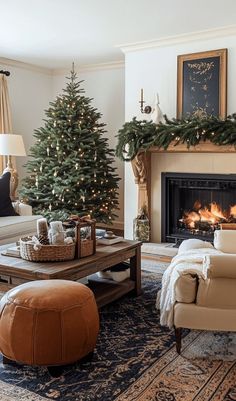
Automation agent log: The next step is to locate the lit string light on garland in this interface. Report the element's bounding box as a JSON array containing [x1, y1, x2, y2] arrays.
[[116, 114, 236, 161]]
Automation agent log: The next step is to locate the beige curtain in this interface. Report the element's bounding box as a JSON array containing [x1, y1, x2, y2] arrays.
[[0, 74, 13, 173]]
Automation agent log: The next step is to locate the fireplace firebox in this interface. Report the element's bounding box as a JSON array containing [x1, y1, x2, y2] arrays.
[[161, 172, 236, 243]]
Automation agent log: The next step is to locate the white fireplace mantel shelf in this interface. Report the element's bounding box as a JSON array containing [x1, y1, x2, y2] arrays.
[[131, 141, 236, 216]]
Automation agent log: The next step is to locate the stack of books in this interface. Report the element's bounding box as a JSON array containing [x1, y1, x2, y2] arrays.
[[96, 230, 124, 245], [97, 236, 124, 245], [1, 246, 20, 258]]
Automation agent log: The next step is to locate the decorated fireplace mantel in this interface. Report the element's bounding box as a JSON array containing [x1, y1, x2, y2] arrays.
[[116, 113, 236, 225], [131, 141, 236, 217]]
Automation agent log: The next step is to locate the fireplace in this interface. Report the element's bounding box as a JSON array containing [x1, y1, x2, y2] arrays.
[[161, 172, 236, 243]]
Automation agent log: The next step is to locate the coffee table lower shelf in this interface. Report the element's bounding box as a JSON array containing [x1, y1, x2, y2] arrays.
[[0, 276, 136, 308], [87, 274, 135, 308]]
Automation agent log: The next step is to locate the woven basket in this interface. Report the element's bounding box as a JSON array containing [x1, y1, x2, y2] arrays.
[[20, 237, 76, 262], [80, 239, 95, 258]]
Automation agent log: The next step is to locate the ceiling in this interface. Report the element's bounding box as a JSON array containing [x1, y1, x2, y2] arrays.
[[1, 0, 236, 69]]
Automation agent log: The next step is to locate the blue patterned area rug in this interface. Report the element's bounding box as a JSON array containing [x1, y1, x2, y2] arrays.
[[0, 269, 236, 401]]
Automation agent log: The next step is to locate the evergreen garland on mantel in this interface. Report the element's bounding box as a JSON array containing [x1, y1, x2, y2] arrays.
[[115, 114, 236, 161]]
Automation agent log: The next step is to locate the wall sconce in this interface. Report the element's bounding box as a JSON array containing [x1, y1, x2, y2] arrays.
[[139, 88, 152, 114]]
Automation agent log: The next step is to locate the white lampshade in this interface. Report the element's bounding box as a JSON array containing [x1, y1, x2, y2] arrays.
[[0, 134, 26, 156]]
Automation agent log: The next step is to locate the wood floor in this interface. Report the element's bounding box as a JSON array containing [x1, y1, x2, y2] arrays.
[[141, 252, 172, 264]]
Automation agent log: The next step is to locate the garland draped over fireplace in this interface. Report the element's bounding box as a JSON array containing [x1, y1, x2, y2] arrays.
[[116, 114, 236, 161], [116, 113, 236, 227]]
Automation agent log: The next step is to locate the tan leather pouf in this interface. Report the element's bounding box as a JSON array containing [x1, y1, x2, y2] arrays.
[[0, 280, 99, 371]]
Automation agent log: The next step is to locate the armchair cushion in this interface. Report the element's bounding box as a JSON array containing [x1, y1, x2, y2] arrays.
[[196, 277, 236, 308], [214, 229, 236, 254], [204, 254, 236, 279], [0, 172, 18, 217]]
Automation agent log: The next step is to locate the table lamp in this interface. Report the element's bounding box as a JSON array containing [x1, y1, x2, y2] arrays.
[[0, 134, 26, 200]]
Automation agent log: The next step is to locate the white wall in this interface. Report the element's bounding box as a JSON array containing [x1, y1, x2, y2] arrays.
[[0, 61, 52, 181], [124, 32, 236, 241], [52, 66, 125, 228]]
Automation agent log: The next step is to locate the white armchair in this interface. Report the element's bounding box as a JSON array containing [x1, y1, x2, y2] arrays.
[[173, 231, 236, 353]]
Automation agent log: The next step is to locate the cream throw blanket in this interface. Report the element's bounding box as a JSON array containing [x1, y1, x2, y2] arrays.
[[156, 248, 223, 328]]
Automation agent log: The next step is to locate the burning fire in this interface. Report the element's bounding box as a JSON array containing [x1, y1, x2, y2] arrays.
[[230, 205, 236, 217], [180, 201, 236, 229]]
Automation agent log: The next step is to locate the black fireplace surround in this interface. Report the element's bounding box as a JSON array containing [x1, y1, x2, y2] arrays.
[[161, 172, 236, 243]]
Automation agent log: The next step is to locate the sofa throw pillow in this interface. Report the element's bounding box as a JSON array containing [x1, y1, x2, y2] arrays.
[[0, 172, 18, 217]]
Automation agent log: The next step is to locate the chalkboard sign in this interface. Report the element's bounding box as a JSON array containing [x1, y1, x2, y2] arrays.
[[177, 49, 227, 119]]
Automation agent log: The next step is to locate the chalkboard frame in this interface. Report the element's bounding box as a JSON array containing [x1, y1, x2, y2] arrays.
[[177, 49, 227, 119]]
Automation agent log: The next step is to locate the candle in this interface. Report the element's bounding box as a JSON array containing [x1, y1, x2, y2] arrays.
[[37, 218, 50, 245], [141, 88, 143, 102]]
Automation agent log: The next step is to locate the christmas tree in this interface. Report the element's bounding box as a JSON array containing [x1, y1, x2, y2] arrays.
[[21, 68, 120, 223]]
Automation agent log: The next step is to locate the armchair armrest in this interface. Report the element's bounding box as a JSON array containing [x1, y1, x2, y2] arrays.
[[12, 201, 32, 216], [204, 254, 236, 279]]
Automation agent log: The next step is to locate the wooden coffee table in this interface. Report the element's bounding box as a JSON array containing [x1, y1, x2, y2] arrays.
[[0, 240, 142, 307]]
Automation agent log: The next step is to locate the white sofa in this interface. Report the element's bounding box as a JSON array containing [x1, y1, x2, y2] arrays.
[[0, 202, 42, 245]]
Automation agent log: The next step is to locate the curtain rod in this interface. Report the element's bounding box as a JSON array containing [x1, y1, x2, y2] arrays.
[[0, 70, 10, 76]]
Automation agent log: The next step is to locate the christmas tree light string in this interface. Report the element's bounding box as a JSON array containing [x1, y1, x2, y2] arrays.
[[21, 69, 120, 223]]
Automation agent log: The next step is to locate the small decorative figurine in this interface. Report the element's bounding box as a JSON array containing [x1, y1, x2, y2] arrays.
[[151, 93, 164, 124]]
